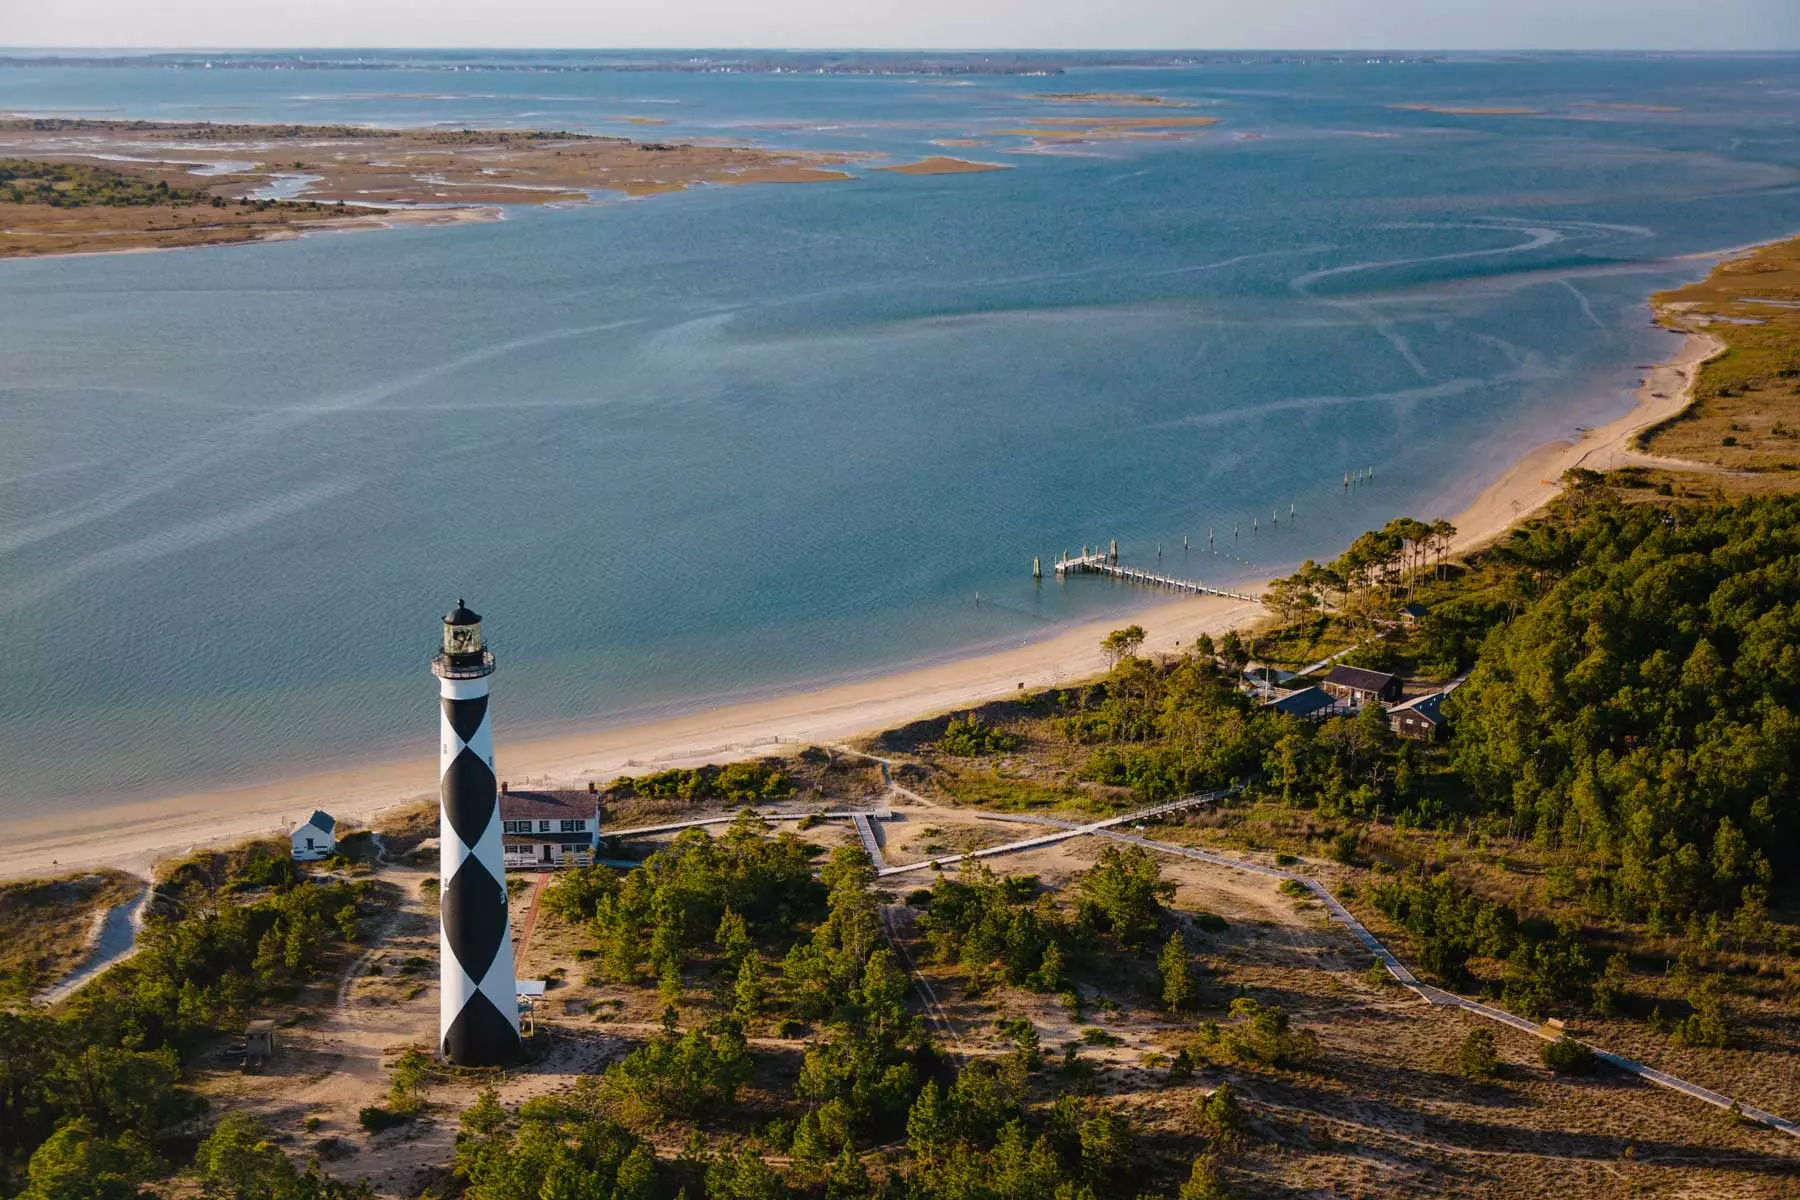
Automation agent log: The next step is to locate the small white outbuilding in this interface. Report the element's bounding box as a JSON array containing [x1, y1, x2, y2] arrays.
[[291, 810, 337, 861]]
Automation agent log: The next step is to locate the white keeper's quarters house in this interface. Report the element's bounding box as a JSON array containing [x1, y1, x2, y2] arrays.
[[291, 810, 337, 861], [499, 784, 601, 870]]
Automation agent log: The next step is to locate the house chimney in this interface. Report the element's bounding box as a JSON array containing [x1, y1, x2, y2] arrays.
[[500, 780, 508, 794], [588, 780, 596, 793]]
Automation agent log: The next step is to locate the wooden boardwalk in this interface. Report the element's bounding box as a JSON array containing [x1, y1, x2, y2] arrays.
[[1052, 551, 1257, 602]]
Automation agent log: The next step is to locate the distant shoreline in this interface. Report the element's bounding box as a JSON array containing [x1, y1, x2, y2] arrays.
[[0, 238, 1750, 881]]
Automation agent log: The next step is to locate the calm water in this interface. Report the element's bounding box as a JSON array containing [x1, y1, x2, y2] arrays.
[[3, 54, 1799, 813]]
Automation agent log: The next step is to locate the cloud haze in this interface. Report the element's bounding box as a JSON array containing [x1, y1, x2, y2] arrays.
[[7, 0, 1798, 51]]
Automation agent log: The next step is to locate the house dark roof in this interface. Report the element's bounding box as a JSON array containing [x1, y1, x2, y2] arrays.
[[499, 789, 599, 822], [303, 810, 335, 834], [1390, 692, 1446, 725], [1398, 602, 1427, 619], [1324, 665, 1400, 692], [1263, 686, 1335, 718]]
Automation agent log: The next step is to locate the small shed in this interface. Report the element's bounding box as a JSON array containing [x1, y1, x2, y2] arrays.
[[245, 1019, 277, 1064], [1397, 602, 1427, 626], [1322, 665, 1405, 706], [291, 810, 337, 861], [516, 980, 547, 1036]]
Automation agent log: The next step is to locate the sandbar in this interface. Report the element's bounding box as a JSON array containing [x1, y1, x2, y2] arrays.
[[876, 156, 1010, 175], [1388, 104, 1541, 116], [1030, 92, 1193, 107]]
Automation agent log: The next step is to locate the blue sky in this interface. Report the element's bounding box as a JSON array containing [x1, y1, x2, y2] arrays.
[[8, 0, 1798, 50]]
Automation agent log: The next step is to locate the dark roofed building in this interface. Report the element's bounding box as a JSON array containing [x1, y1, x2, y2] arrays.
[[1398, 602, 1427, 625], [499, 785, 601, 870], [1322, 665, 1404, 706], [1389, 692, 1446, 741], [1262, 686, 1337, 720]]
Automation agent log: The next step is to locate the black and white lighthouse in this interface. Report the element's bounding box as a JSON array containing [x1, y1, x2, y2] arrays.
[[431, 600, 522, 1066]]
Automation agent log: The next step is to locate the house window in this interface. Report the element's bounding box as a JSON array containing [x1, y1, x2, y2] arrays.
[[560, 819, 585, 833], [502, 820, 530, 834], [305, 837, 315, 849], [538, 820, 551, 833]]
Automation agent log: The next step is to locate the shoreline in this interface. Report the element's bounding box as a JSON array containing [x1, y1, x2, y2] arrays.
[[0, 250, 1746, 883]]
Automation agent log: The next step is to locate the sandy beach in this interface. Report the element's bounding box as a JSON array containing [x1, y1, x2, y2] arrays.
[[0, 306, 1730, 882]]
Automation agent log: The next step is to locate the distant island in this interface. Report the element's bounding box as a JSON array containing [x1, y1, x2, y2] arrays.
[[0, 49, 1449, 76], [0, 117, 859, 258]]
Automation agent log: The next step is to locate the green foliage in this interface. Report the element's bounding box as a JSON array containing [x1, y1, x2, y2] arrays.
[[914, 866, 1076, 991], [196, 1112, 372, 1200], [1194, 998, 1318, 1069], [388, 1048, 431, 1114], [905, 1066, 1143, 1200], [603, 1020, 752, 1123], [16, 1121, 159, 1200], [1055, 655, 1267, 801], [1101, 625, 1148, 667], [1075, 846, 1174, 950], [543, 866, 620, 923], [609, 761, 793, 805], [456, 1086, 660, 1200], [0, 159, 211, 207], [589, 813, 822, 988], [1449, 492, 1800, 922], [1176, 1155, 1231, 1200], [1371, 873, 1592, 1017], [0, 869, 362, 1185], [1539, 1036, 1597, 1076], [1158, 933, 1196, 1012], [356, 1106, 409, 1133], [706, 1148, 786, 1200], [1192, 1083, 1244, 1156], [1456, 1028, 1500, 1080], [939, 715, 1020, 757], [1669, 977, 1735, 1049]]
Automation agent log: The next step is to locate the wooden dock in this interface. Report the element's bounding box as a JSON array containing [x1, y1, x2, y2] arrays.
[[1051, 550, 1257, 603]]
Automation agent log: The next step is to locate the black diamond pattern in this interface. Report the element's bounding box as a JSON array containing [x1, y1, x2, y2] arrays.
[[441, 746, 497, 848], [442, 694, 489, 747], [441, 988, 519, 1066], [441, 855, 508, 983]]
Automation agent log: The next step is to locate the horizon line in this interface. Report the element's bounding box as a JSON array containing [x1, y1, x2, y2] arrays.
[[6, 45, 1800, 55]]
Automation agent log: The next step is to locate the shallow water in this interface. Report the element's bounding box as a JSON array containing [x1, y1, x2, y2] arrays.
[[2, 54, 1799, 813]]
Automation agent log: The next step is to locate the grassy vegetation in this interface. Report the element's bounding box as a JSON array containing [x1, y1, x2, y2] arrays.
[[0, 870, 141, 1000], [0, 158, 342, 215], [1640, 234, 1800, 481], [0, 158, 217, 206]]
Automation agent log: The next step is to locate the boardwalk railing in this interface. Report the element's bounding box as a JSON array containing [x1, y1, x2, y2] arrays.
[[1053, 551, 1257, 602]]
